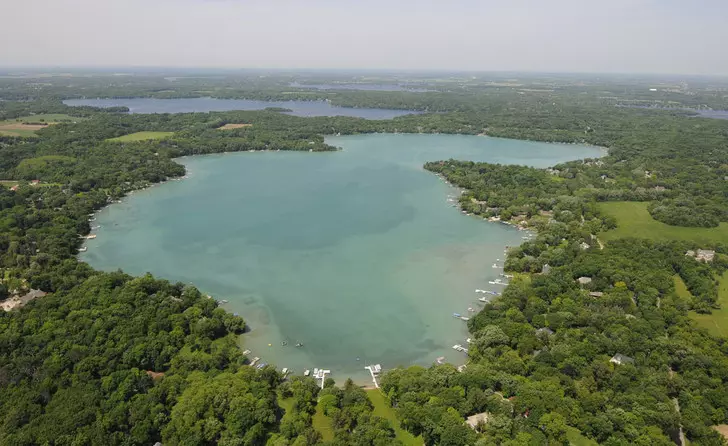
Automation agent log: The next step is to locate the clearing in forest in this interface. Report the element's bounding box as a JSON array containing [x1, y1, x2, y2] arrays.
[[107, 131, 174, 142], [598, 201, 728, 245], [688, 271, 728, 338], [218, 123, 253, 130], [0, 114, 84, 137], [366, 389, 422, 446]]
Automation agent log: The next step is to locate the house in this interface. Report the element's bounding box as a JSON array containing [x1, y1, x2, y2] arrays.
[[686, 249, 716, 262], [541, 264, 551, 275], [589, 291, 604, 298], [696, 249, 715, 262], [610, 354, 635, 366], [10, 185, 18, 191], [654, 186, 666, 192], [580, 242, 590, 250], [536, 327, 554, 336], [577, 277, 592, 285], [465, 412, 490, 430]]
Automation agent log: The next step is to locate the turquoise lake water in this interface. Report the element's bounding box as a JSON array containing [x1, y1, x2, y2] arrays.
[[81, 134, 603, 383], [63, 97, 418, 119]]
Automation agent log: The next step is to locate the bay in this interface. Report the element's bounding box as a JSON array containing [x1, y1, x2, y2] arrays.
[[81, 134, 603, 383]]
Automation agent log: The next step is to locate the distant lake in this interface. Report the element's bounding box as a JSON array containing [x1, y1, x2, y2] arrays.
[[289, 82, 432, 92], [64, 97, 418, 119], [617, 104, 728, 120], [81, 134, 603, 383]]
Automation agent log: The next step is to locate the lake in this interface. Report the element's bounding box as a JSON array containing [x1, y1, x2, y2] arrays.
[[80, 134, 603, 384], [63, 97, 418, 119]]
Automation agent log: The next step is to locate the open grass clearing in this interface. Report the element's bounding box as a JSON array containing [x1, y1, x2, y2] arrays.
[[313, 403, 335, 442], [0, 114, 85, 137], [4, 114, 84, 123], [566, 426, 598, 446], [107, 131, 174, 142], [689, 271, 728, 338], [366, 389, 422, 446], [598, 201, 728, 245], [218, 123, 253, 130]]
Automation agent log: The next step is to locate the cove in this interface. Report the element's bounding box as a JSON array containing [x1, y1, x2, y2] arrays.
[[80, 134, 603, 383], [63, 97, 417, 119]]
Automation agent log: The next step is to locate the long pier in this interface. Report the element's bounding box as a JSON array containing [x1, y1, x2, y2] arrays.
[[365, 364, 382, 388]]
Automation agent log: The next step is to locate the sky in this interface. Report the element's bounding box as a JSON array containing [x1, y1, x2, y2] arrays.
[[2, 0, 727, 75]]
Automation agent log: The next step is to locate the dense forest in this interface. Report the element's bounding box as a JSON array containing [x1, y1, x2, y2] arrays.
[[1, 74, 728, 444]]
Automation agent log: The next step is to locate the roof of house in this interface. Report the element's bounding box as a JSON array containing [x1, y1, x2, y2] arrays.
[[577, 277, 592, 284], [610, 353, 635, 364], [589, 291, 604, 297], [465, 412, 490, 429], [536, 327, 554, 335]]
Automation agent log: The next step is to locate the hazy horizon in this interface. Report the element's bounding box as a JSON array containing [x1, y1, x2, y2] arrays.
[[2, 0, 727, 76]]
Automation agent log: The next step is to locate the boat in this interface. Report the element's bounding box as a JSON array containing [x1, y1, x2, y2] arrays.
[[304, 369, 310, 376], [436, 356, 445, 364], [313, 368, 319, 375], [486, 291, 500, 296], [492, 263, 502, 269], [489, 280, 507, 286], [475, 289, 486, 293], [220, 299, 228, 303], [78, 247, 87, 252], [282, 368, 288, 374], [453, 312, 461, 318], [459, 316, 470, 321], [478, 297, 487, 302], [243, 349, 251, 355]]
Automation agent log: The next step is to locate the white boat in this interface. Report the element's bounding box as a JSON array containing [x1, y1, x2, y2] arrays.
[[78, 247, 87, 252], [478, 297, 487, 302], [475, 289, 486, 293], [304, 369, 310, 376]]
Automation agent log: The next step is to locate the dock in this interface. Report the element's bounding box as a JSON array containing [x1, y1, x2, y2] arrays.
[[313, 368, 330, 389], [365, 364, 382, 388], [452, 344, 469, 354]]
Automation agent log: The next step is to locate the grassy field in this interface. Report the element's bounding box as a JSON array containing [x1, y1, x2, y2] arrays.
[[690, 271, 728, 338], [0, 114, 85, 137], [566, 426, 598, 446], [107, 131, 174, 142], [366, 389, 422, 446], [598, 202, 728, 244], [5, 114, 83, 123], [312, 404, 335, 442]]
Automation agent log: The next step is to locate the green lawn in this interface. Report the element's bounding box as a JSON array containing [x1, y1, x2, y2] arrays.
[[313, 403, 335, 442], [566, 426, 598, 446], [366, 389, 422, 446], [107, 131, 174, 142], [6, 114, 84, 123], [690, 271, 728, 338], [0, 128, 40, 137], [598, 202, 728, 244], [278, 395, 335, 442]]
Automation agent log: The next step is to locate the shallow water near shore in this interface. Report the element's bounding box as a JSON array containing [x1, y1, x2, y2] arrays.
[[81, 134, 602, 384]]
